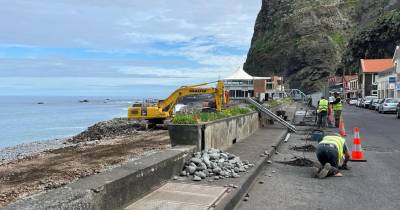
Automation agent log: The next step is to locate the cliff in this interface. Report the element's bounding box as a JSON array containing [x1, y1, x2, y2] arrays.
[[244, 0, 399, 93]]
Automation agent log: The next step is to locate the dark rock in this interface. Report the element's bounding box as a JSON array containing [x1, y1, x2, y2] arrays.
[[69, 118, 141, 143]]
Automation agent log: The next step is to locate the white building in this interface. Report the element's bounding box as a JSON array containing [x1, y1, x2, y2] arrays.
[[377, 46, 400, 99], [394, 46, 400, 99], [224, 66, 281, 100], [224, 66, 255, 99]]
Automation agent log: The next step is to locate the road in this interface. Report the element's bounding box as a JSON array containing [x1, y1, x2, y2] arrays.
[[235, 105, 400, 210]]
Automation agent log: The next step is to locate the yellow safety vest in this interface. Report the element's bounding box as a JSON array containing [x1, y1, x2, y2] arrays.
[[332, 98, 343, 111], [318, 99, 329, 112], [319, 136, 345, 165]]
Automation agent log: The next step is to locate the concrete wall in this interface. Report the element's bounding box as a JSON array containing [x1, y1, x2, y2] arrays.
[[168, 112, 260, 151], [3, 146, 195, 210], [168, 124, 202, 149], [203, 112, 259, 150]]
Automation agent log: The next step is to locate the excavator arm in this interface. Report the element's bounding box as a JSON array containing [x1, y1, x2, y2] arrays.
[[127, 80, 227, 122], [158, 80, 225, 115]]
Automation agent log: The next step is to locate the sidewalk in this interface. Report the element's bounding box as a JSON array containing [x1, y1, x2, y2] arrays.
[[124, 103, 298, 210]]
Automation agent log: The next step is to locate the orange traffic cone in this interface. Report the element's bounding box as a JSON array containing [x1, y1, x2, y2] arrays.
[[350, 127, 367, 162], [339, 116, 347, 137]]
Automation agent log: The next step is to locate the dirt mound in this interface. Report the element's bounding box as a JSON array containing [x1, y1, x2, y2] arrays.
[[69, 118, 142, 143], [276, 158, 315, 167], [290, 145, 316, 152]]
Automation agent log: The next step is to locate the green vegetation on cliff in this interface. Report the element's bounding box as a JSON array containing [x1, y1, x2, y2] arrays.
[[343, 8, 400, 74]]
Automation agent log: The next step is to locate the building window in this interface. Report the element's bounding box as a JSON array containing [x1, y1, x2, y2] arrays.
[[372, 74, 377, 84], [248, 90, 254, 97], [229, 90, 235, 97], [236, 90, 244, 98]]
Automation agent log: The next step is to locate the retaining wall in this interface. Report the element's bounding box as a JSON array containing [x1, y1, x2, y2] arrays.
[[3, 146, 195, 210], [168, 112, 261, 151]]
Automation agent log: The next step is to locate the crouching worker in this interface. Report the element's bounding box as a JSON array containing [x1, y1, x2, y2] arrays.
[[314, 135, 350, 178]]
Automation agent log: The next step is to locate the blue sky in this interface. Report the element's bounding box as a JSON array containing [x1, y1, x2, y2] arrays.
[[0, 0, 261, 97]]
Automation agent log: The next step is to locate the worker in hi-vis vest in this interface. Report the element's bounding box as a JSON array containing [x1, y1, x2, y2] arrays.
[[314, 135, 350, 178], [327, 93, 335, 127], [331, 92, 343, 128], [317, 96, 329, 129]]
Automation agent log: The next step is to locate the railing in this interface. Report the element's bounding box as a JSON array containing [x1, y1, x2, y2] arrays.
[[246, 98, 296, 133], [286, 89, 307, 101]]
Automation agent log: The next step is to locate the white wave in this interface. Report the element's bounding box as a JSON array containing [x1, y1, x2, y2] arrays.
[[44, 126, 86, 130]]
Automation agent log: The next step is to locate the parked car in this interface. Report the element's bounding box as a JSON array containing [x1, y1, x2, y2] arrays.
[[349, 98, 358, 105], [356, 98, 364, 107], [370, 98, 380, 110], [364, 96, 378, 108], [375, 99, 385, 111], [378, 98, 399, 114], [397, 102, 400, 119]]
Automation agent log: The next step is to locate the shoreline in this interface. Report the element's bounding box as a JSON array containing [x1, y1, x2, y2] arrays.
[[0, 117, 140, 164]]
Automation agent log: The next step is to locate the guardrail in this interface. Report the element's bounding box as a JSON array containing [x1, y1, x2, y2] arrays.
[[246, 98, 296, 133]]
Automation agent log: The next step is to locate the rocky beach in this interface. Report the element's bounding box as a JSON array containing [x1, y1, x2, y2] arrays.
[[0, 118, 171, 207]]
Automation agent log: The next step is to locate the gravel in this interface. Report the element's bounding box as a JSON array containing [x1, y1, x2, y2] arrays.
[[69, 118, 141, 143], [181, 148, 254, 182], [0, 139, 70, 163]]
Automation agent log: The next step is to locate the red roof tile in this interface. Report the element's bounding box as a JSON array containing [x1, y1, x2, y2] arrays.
[[360, 59, 394, 73]]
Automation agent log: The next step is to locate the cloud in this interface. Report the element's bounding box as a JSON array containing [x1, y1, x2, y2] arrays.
[[0, 0, 261, 96]]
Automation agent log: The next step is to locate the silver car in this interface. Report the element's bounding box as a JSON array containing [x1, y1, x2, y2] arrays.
[[375, 99, 384, 111], [378, 98, 399, 114]]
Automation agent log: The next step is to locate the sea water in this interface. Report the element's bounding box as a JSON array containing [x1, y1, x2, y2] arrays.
[[0, 96, 135, 148]]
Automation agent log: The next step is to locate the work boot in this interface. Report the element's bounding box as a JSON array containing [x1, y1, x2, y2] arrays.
[[318, 163, 331, 179], [339, 164, 350, 170]]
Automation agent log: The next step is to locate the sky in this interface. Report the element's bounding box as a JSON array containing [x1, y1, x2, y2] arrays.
[[0, 0, 261, 97]]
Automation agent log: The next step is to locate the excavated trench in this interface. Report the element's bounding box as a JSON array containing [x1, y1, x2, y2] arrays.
[[290, 144, 316, 152], [276, 158, 315, 167]]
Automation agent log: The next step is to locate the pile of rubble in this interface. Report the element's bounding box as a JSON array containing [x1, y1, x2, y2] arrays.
[[181, 149, 254, 181], [69, 118, 142, 143]]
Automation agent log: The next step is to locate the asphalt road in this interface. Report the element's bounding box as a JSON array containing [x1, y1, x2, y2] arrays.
[[235, 105, 400, 210]]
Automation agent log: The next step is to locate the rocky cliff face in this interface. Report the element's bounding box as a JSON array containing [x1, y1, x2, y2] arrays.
[[343, 8, 400, 74], [244, 0, 398, 93]]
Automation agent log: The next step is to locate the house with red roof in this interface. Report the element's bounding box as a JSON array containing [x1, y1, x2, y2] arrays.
[[360, 58, 394, 98]]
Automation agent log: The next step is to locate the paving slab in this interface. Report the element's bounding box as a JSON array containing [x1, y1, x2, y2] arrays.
[[124, 183, 227, 210]]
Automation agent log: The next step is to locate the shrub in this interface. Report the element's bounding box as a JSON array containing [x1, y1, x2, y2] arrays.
[[172, 106, 253, 124]]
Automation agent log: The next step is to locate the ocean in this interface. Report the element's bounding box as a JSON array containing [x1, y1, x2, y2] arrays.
[[0, 96, 135, 148]]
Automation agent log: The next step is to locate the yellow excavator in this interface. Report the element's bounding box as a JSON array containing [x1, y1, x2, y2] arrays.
[[128, 80, 229, 124]]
